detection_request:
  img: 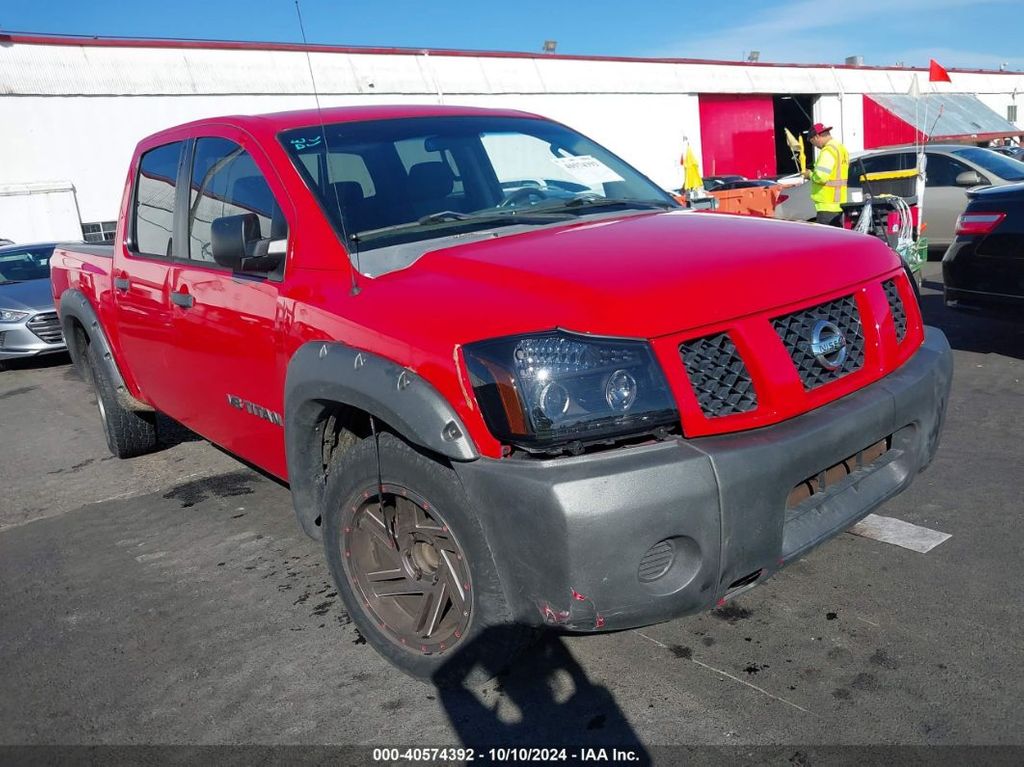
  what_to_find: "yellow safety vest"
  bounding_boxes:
[810,139,850,213]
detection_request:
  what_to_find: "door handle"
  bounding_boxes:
[170,291,195,309]
[113,277,130,292]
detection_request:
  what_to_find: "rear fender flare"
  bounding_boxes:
[58,289,152,412]
[284,341,478,538]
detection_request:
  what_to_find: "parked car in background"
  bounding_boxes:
[0,242,68,364]
[943,182,1024,309]
[990,145,1024,162]
[702,175,746,192]
[853,146,1024,248]
[709,178,779,192]
[775,146,1024,250]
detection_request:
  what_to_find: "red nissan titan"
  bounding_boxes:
[50,105,952,681]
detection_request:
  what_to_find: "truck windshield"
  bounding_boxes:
[279,116,677,252]
[0,245,54,284]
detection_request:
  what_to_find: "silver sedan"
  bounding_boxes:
[776,146,1024,249]
[0,243,68,364]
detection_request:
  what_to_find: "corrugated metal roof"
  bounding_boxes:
[871,93,1020,139]
[3,37,1024,97]
[4,33,1024,77]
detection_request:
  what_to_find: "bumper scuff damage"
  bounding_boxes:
[455,327,953,632]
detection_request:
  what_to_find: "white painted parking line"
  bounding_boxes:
[848,513,951,553]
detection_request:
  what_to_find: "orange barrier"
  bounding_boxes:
[707,185,781,217]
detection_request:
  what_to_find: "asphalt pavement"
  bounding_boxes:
[1,263,1022,755]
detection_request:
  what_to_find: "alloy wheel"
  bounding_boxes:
[342,483,472,655]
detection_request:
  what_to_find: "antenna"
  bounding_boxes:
[294,0,362,296]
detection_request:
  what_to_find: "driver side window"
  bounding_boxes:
[924,154,973,187]
[188,137,287,263]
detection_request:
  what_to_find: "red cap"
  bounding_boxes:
[807,122,833,137]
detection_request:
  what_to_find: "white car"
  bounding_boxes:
[775,146,1024,249]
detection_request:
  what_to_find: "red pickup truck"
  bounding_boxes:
[51,105,952,682]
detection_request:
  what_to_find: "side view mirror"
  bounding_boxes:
[211,213,285,272]
[955,170,983,187]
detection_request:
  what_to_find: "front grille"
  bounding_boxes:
[883,279,907,343]
[773,295,864,390]
[26,312,64,345]
[679,333,757,418]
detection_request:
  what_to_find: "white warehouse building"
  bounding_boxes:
[1,32,1022,243]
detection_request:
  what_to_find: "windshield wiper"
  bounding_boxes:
[417,210,474,224]
[355,208,571,240]
[560,197,677,211]
[518,196,677,217]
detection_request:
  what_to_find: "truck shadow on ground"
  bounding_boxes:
[154,414,205,450]
[434,626,651,763]
[917,287,1024,361]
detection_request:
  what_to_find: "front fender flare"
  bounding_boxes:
[59,289,152,412]
[284,341,478,538]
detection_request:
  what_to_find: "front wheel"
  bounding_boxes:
[86,340,158,458]
[321,432,532,684]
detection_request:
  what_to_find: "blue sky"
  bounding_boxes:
[3,0,1022,71]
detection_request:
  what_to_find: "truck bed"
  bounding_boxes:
[49,243,115,333]
[58,243,114,258]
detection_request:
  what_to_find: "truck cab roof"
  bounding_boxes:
[142,104,543,144]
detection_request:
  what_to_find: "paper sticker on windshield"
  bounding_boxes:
[551,155,623,185]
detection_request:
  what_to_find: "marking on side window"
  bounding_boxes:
[288,135,322,151]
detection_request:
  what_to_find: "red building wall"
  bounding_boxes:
[698,94,776,179]
[863,95,919,149]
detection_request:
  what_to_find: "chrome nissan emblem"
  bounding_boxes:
[810,319,848,370]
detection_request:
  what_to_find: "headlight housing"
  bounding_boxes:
[464,331,678,452]
[0,309,30,323]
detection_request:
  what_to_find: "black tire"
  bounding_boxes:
[71,325,94,385]
[321,432,532,685]
[86,341,158,458]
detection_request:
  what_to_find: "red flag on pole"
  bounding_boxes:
[929,59,952,83]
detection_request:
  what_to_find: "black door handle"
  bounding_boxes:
[113,277,130,292]
[170,291,194,309]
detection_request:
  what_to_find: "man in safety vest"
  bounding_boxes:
[802,123,849,226]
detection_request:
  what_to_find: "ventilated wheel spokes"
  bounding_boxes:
[344,484,471,651]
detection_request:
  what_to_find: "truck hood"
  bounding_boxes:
[392,211,899,341]
[0,278,55,313]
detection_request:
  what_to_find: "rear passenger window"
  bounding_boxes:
[134,142,183,257]
[187,137,288,263]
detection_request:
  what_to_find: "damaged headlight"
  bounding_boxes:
[464,331,678,452]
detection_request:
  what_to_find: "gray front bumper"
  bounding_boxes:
[454,328,953,631]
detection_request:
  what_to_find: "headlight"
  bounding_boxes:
[464,331,678,452]
[0,309,30,323]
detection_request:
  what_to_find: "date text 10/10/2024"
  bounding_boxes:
[372,747,642,762]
